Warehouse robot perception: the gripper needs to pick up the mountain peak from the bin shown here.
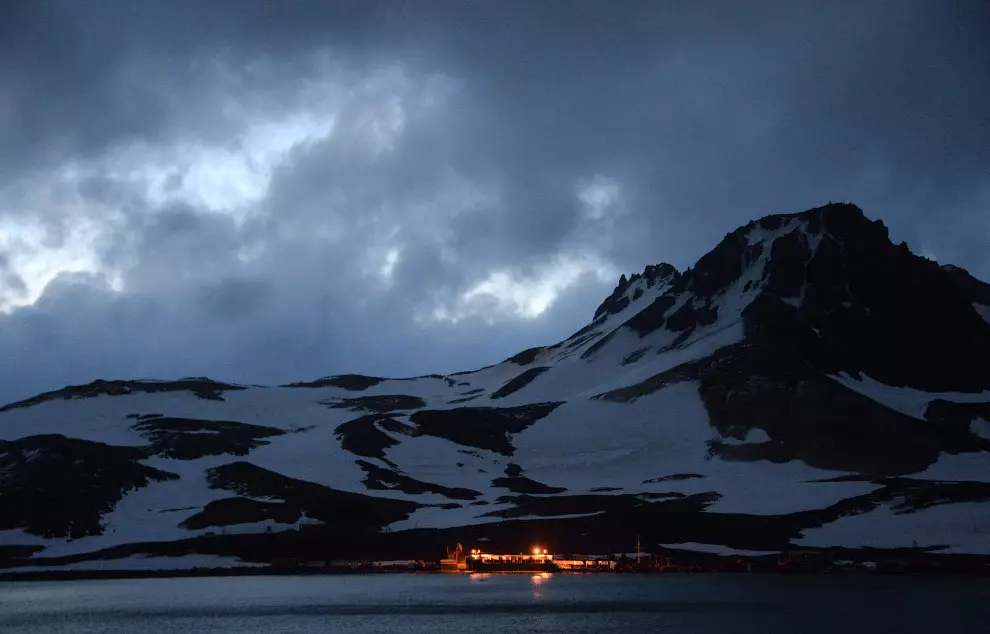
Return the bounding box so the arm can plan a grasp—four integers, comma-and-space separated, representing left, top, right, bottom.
593, 262, 679, 320
586, 202, 989, 392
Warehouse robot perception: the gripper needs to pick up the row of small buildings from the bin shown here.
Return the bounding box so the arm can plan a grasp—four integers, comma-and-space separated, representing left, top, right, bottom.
440, 544, 617, 572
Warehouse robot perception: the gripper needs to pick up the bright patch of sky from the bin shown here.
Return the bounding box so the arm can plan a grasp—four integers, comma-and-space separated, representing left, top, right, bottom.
577, 175, 621, 220
427, 253, 618, 324
0, 216, 112, 310
0, 64, 457, 313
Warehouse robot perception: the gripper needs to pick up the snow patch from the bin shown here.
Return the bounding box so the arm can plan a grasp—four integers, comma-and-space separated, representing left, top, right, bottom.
513, 382, 880, 514
722, 428, 771, 445
795, 501, 990, 554
7, 554, 268, 572
912, 451, 990, 483
829, 372, 990, 421
30, 455, 235, 558
659, 542, 778, 556
971, 418, 990, 442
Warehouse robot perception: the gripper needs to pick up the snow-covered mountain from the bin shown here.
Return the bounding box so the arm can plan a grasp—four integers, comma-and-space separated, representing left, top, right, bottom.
3, 202, 990, 572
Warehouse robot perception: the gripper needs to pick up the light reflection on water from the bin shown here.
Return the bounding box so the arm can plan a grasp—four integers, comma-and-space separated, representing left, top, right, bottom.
1, 573, 988, 634
530, 572, 551, 584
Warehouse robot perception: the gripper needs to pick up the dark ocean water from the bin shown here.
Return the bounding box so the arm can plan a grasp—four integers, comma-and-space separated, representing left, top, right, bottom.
1, 573, 988, 633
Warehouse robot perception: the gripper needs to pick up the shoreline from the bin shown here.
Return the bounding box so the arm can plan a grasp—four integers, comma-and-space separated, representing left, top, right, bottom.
3, 565, 989, 583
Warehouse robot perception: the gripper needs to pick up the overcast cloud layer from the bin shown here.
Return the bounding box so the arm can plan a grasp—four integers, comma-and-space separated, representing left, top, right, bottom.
1, 0, 987, 403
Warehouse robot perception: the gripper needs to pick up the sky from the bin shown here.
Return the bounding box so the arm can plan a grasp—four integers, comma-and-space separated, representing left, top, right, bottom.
1, 0, 988, 404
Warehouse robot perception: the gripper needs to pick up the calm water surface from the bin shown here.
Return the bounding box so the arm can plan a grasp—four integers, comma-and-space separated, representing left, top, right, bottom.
1, 573, 988, 633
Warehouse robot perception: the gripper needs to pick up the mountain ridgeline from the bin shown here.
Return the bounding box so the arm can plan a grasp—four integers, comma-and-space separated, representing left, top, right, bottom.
2, 202, 989, 572
592, 202, 989, 392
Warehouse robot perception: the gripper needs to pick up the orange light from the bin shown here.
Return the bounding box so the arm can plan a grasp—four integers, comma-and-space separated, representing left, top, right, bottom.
542, 549, 548, 554
533, 547, 541, 555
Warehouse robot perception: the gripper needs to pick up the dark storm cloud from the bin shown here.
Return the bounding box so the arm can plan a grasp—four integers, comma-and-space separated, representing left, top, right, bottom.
1, 0, 987, 403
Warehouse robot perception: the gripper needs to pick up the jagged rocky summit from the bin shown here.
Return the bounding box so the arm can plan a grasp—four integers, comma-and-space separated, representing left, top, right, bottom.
2, 202, 990, 573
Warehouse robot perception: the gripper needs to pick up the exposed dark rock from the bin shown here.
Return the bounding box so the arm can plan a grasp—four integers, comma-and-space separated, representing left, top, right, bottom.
355, 460, 482, 500
564, 319, 602, 342
595, 362, 696, 402
0, 435, 177, 538
590, 487, 622, 492
665, 301, 712, 332
0, 545, 46, 563
923, 400, 990, 453
792, 203, 990, 391
842, 477, 990, 514
565, 331, 601, 351
580, 328, 619, 359
447, 387, 485, 405
409, 402, 562, 455
759, 215, 784, 231
600, 342, 985, 475
203, 461, 420, 531
504, 346, 546, 366
594, 274, 631, 319
181, 497, 303, 530
621, 347, 651, 365
282, 374, 387, 391
13, 475, 990, 571
323, 394, 426, 413
132, 417, 286, 460
593, 263, 678, 320
447, 395, 482, 404
485, 491, 720, 519
334, 415, 407, 463
1, 379, 246, 412
784, 477, 990, 541
925, 399, 990, 427
636, 492, 687, 500
942, 265, 990, 306
764, 228, 809, 298
491, 476, 567, 495
642, 473, 705, 484
689, 226, 750, 298
449, 363, 498, 377
490, 367, 550, 399
699, 350, 986, 475
744, 241, 764, 266
625, 295, 677, 337
378, 417, 416, 436
602, 295, 630, 316
504, 463, 523, 477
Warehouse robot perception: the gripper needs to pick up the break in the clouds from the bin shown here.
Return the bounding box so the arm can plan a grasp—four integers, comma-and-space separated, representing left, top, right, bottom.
1, 0, 987, 403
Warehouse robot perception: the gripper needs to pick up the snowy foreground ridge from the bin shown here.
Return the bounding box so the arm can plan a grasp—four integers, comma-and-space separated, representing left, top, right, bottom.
2, 203, 990, 571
